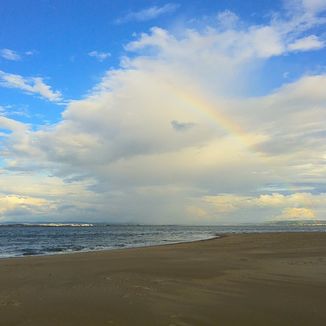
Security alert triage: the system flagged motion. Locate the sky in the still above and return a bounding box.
[0,0,326,224]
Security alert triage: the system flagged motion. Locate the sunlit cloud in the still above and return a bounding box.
[203,192,326,221]
[0,2,326,223]
[0,194,52,218]
[278,207,316,219]
[0,70,62,102]
[288,35,325,51]
[116,3,179,23]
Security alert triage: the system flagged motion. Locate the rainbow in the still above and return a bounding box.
[163,82,300,194]
[168,85,258,151]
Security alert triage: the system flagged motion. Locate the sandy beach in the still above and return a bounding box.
[0,232,326,325]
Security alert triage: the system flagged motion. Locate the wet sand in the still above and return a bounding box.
[0,232,326,325]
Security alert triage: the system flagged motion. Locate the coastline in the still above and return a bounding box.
[2,223,326,260]
[2,228,325,261]
[0,234,220,261]
[1,232,326,325]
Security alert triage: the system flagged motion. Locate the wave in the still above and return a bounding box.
[0,223,94,227]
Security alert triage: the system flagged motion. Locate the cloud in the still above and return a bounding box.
[204,192,320,212]
[0,170,101,222]
[303,0,326,13]
[25,50,36,56]
[0,6,326,223]
[288,35,325,51]
[245,75,326,169]
[0,194,52,217]
[116,3,179,23]
[126,13,323,63]
[279,207,316,219]
[0,48,21,61]
[0,104,30,118]
[0,70,62,102]
[88,51,111,62]
[285,0,326,14]
[171,120,196,132]
[203,192,325,221]
[216,10,240,29]
[0,49,35,61]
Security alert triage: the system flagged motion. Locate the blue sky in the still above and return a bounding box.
[0,0,326,223]
[1,0,325,122]
[0,1,323,110]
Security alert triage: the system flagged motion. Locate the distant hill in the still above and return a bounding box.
[266,220,326,226]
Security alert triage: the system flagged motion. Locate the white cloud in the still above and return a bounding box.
[0,6,326,223]
[1,48,21,61]
[285,0,326,14]
[288,35,325,51]
[88,51,111,62]
[216,10,239,29]
[0,70,62,102]
[304,0,326,13]
[116,3,179,23]
[25,50,36,56]
[0,105,30,118]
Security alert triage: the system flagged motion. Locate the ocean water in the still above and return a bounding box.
[1,223,326,259]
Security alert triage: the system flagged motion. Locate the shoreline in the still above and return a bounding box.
[1,230,326,261]
[1,232,326,325]
[0,234,220,261]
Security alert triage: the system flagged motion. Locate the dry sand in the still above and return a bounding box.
[0,232,326,325]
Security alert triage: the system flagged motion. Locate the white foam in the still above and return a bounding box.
[24,223,94,227]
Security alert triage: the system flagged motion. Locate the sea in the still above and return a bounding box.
[1,223,326,259]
